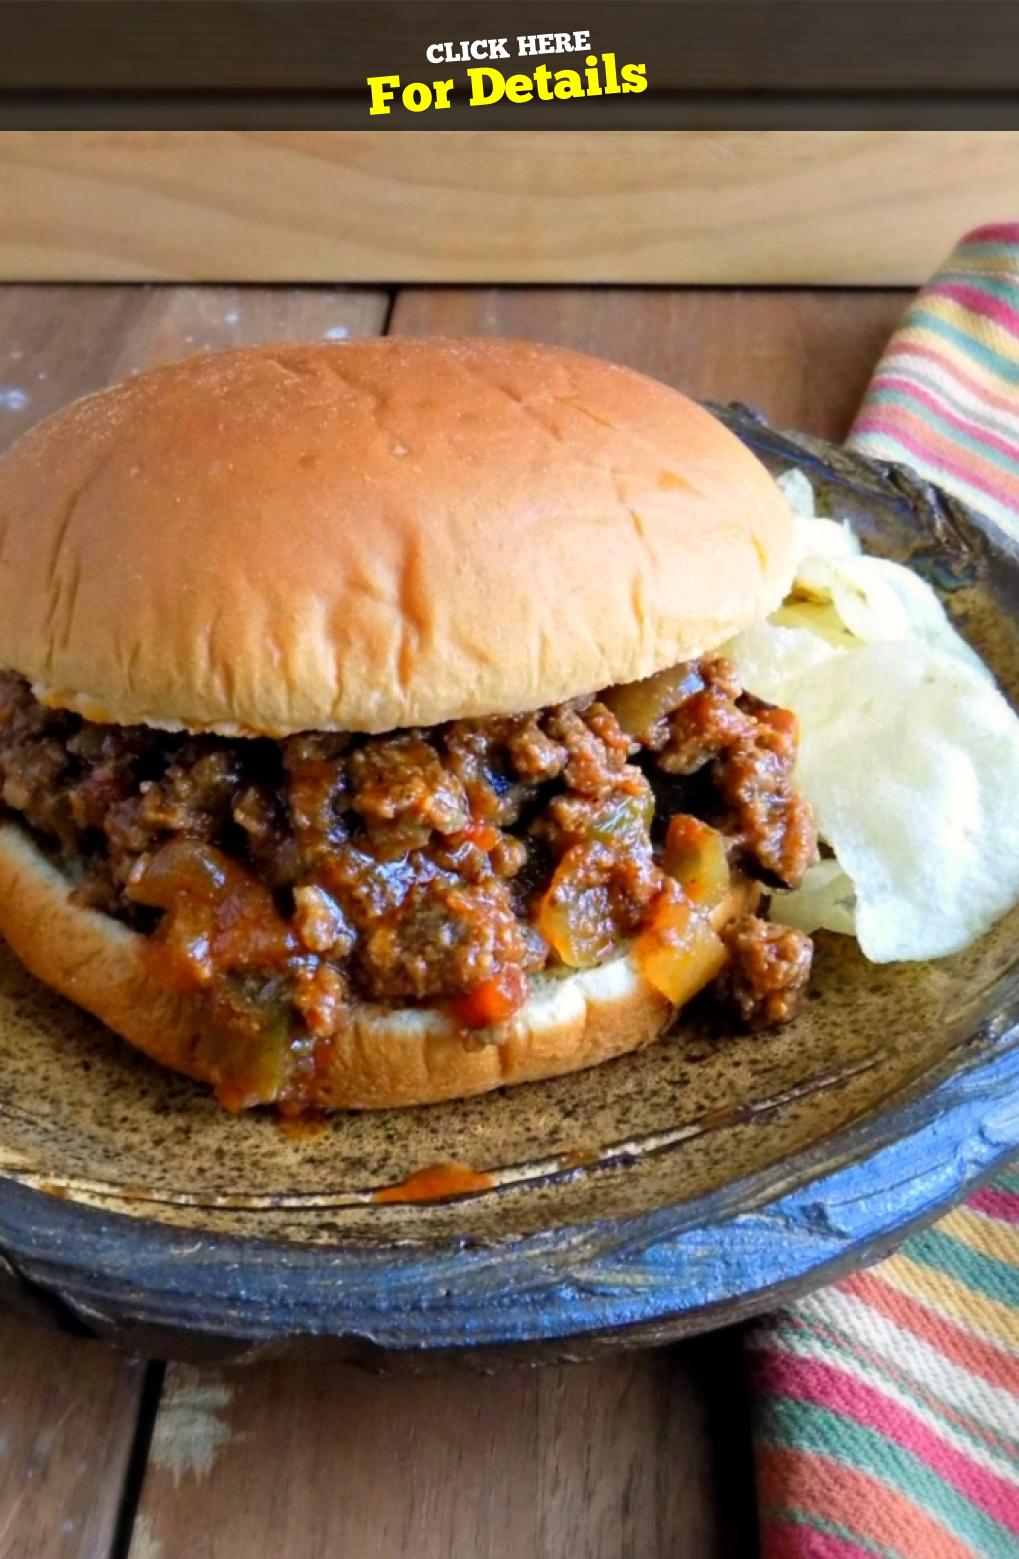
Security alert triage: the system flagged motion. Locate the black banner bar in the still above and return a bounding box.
[0,2,1017,93]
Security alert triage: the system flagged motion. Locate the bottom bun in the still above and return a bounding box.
[0,822,748,1110]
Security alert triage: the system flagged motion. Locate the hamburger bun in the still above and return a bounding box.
[0,337,796,736]
[0,338,796,1110]
[0,821,754,1109]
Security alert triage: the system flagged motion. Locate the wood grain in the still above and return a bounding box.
[0,284,390,451]
[130,1341,757,1559]
[0,131,1015,285]
[392,286,908,440]
[0,1313,146,1558]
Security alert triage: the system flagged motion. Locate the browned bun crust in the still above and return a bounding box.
[0,338,795,737]
[0,822,751,1110]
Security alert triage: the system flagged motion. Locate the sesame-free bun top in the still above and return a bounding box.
[0,338,796,736]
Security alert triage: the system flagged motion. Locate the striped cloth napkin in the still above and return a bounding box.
[746,225,1019,1559]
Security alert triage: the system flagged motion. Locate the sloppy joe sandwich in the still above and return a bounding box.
[1,337,1009,1114]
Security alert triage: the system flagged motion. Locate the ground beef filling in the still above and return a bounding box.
[0,661,816,1099]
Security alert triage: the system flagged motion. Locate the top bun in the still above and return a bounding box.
[0,338,795,736]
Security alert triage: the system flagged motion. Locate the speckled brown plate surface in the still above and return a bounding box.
[0,408,1017,1366]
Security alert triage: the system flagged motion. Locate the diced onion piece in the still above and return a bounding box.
[589,790,655,846]
[601,663,703,738]
[662,816,730,908]
[635,891,727,1006]
[132,839,297,980]
[536,882,610,970]
[129,837,229,907]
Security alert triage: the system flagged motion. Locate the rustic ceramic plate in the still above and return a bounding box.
[1,408,1018,1367]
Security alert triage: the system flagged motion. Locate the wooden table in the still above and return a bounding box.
[0,281,907,1559]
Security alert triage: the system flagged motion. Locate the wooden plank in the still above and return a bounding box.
[0,131,1015,285]
[392,285,908,440]
[0,1313,147,1559]
[0,283,390,449]
[130,1342,756,1559]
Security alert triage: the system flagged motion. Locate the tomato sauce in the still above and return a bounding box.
[373,1161,495,1202]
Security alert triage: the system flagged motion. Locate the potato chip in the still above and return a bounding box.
[771,858,857,937]
[723,621,835,706]
[727,469,1019,963]
[777,467,815,517]
[771,599,858,649]
[777,466,861,564]
[774,644,1019,961]
[778,466,980,666]
[801,553,989,675]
